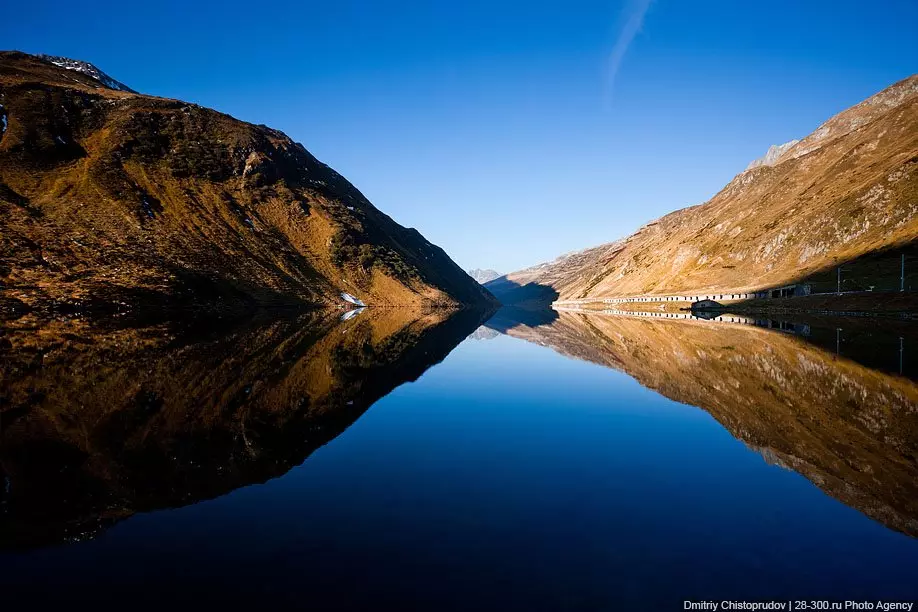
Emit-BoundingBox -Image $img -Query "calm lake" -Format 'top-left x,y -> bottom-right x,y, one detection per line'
1,307 -> 917,609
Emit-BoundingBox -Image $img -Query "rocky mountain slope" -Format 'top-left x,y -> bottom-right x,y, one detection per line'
491,74 -> 918,303
0,52 -> 496,315
467,268 -> 501,284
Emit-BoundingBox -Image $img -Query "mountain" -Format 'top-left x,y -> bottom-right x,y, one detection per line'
494,75 -> 918,304
0,52 -> 496,316
467,268 -> 501,284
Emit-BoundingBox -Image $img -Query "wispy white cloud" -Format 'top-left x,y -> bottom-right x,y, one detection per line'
604,0 -> 653,104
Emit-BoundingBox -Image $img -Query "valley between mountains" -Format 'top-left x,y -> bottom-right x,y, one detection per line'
2,51 -> 917,319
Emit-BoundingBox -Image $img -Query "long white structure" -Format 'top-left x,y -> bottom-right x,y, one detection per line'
553,283 -> 811,307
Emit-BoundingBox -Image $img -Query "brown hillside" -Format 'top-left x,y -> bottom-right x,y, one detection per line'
491,75 -> 918,302
0,52 -> 495,315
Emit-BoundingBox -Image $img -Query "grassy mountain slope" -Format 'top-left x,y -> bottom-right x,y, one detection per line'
0,52 -> 495,315
492,75 -> 918,302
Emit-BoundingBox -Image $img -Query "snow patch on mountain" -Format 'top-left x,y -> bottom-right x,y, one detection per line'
38,55 -> 136,93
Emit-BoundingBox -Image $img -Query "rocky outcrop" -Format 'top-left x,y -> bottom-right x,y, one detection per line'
745,139 -> 800,170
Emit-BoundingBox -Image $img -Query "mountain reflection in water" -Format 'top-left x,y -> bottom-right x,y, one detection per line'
0,308 -> 487,549
492,309 -> 918,537
1,304 -> 918,607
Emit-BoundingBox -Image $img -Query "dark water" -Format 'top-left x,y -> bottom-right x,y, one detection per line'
1,307 -> 917,609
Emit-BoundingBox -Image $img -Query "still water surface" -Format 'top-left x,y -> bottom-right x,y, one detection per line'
1,308 -> 917,609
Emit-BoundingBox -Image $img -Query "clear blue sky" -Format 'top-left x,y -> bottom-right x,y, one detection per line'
4,1 -> 917,272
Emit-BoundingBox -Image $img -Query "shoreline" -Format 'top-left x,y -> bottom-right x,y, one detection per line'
552,292 -> 918,320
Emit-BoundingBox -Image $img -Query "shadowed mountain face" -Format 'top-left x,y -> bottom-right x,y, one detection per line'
498,75 -> 918,301
0,307 -> 487,549
0,52 -> 496,315
483,276 -> 559,308
497,310 -> 918,537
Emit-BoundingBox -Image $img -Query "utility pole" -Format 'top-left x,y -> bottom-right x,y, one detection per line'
901,253 -> 906,292
837,266 -> 841,294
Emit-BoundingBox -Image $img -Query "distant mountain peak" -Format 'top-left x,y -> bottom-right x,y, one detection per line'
468,268 -> 502,284
37,54 -> 136,93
